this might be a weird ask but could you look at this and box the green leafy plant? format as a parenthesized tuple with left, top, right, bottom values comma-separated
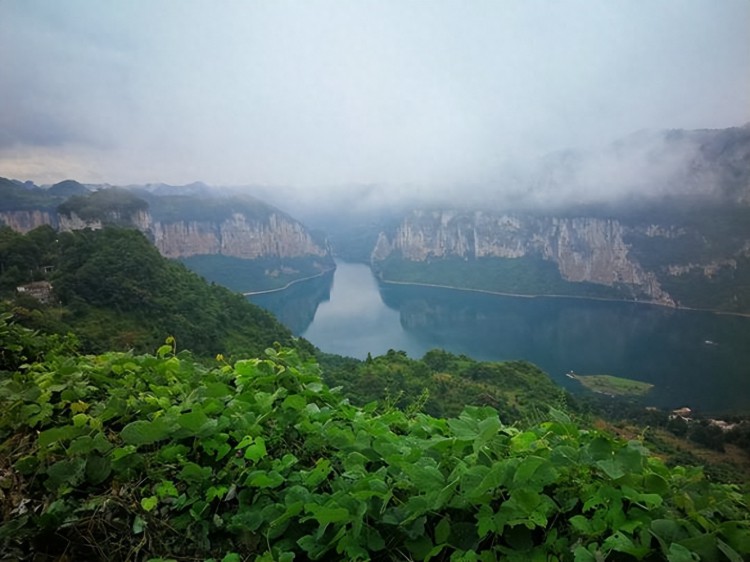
(1, 318, 748, 561)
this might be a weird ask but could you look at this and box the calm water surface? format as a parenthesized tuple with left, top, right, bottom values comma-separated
(250, 260, 750, 414)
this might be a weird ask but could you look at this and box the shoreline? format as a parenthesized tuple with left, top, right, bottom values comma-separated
(376, 277, 750, 318)
(242, 267, 336, 296)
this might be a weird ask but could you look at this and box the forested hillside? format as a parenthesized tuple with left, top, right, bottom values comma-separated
(0, 225, 302, 358)
(319, 349, 569, 422)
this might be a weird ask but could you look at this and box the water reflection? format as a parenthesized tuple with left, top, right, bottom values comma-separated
(382, 284, 750, 414)
(248, 269, 334, 334)
(252, 260, 750, 414)
(298, 262, 427, 358)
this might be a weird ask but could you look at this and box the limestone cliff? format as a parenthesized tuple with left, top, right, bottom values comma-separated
(144, 212, 329, 260)
(1, 183, 332, 278)
(0, 210, 57, 233)
(371, 210, 675, 304)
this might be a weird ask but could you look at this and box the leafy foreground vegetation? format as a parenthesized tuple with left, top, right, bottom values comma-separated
(1, 318, 749, 561)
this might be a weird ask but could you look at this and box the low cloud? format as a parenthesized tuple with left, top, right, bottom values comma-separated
(1, 1, 748, 207)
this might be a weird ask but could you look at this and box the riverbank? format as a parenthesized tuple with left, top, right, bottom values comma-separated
(377, 276, 750, 318)
(242, 267, 336, 296)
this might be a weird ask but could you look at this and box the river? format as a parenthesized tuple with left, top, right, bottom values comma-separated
(250, 260, 750, 414)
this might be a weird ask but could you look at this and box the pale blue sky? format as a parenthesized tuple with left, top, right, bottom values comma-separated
(1, 0, 748, 191)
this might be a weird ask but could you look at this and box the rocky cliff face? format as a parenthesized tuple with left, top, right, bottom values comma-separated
(2, 204, 330, 263)
(0, 210, 57, 233)
(371, 210, 676, 304)
(144, 212, 329, 260)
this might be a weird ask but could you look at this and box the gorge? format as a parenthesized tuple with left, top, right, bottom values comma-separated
(250, 260, 750, 415)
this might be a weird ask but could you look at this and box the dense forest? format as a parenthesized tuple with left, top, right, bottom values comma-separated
(1, 226, 749, 560)
(0, 225, 303, 358)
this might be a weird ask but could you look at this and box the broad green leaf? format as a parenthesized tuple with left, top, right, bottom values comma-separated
(472, 460, 509, 497)
(121, 419, 171, 446)
(69, 435, 96, 455)
(244, 437, 267, 462)
(141, 496, 158, 512)
(651, 519, 686, 545)
(179, 462, 211, 483)
(447, 418, 478, 440)
(14, 455, 39, 475)
(616, 443, 645, 474)
(304, 503, 350, 526)
(298, 534, 330, 558)
(177, 410, 209, 434)
(719, 522, 750, 554)
(85, 454, 111, 485)
(406, 536, 434, 560)
(38, 425, 83, 448)
(273, 453, 299, 473)
(45, 458, 85, 490)
(476, 505, 496, 539)
(717, 538, 744, 562)
(234, 359, 259, 377)
(402, 457, 445, 492)
(435, 516, 451, 545)
(460, 464, 490, 494)
(203, 382, 233, 398)
(573, 545, 597, 562)
(155, 480, 179, 499)
(644, 473, 669, 495)
(667, 543, 699, 562)
(303, 458, 331, 488)
(508, 487, 543, 516)
(603, 531, 646, 557)
(246, 470, 284, 488)
(513, 456, 549, 485)
(474, 414, 502, 451)
(156, 443, 190, 462)
(587, 437, 613, 460)
(282, 394, 306, 411)
(511, 431, 539, 453)
(570, 515, 593, 535)
(596, 458, 625, 480)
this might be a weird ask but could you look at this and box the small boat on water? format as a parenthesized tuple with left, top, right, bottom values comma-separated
(565, 370, 576, 379)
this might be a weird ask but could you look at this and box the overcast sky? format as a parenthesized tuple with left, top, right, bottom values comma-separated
(1, 0, 748, 192)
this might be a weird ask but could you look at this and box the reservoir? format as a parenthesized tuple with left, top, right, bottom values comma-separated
(250, 260, 750, 414)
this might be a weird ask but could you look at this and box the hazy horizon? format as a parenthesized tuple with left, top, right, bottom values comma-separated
(1, 1, 749, 206)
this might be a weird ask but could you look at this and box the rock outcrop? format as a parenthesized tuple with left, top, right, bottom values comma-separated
(145, 212, 329, 260)
(371, 210, 675, 304)
(1, 197, 331, 264)
(0, 210, 57, 233)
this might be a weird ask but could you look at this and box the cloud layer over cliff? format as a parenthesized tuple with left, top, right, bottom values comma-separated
(1, 1, 748, 205)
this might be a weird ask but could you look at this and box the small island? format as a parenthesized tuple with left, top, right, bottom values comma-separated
(567, 372, 654, 397)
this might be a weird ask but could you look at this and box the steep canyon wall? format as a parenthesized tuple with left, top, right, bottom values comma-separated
(370, 210, 724, 305)
(0, 208, 330, 262)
